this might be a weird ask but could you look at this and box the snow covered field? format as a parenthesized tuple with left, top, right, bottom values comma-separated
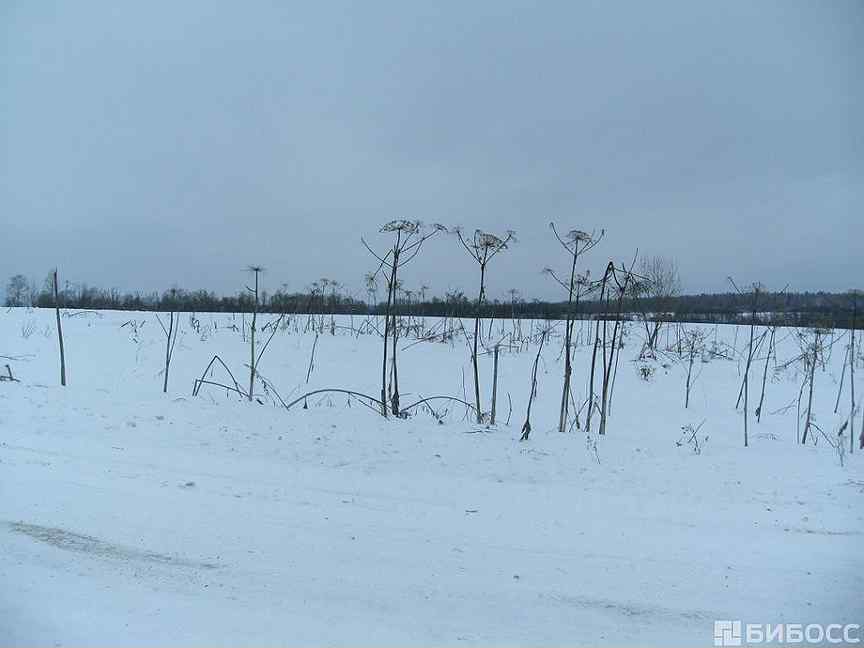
(1, 308, 862, 646)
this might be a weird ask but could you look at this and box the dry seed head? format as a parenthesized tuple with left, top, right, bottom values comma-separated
(566, 229, 592, 243)
(381, 219, 420, 234)
(476, 230, 508, 250)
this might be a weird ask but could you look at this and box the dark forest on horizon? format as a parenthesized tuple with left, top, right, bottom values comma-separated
(5, 273, 861, 330)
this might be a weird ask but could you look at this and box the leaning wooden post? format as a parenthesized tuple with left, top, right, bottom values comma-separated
(53, 269, 66, 386)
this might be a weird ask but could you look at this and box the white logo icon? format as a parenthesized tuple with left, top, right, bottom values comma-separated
(715, 620, 743, 647)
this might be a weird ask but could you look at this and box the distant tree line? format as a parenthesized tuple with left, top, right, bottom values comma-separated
(4, 272, 860, 329)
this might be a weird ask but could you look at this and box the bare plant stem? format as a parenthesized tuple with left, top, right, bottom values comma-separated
(491, 344, 499, 425)
(306, 334, 319, 384)
(850, 296, 857, 453)
(835, 344, 849, 414)
(284, 389, 383, 411)
(756, 326, 775, 422)
(156, 311, 178, 393)
(390, 278, 401, 415)
(801, 331, 820, 444)
(381, 245, 398, 417)
(471, 263, 486, 423)
(53, 269, 66, 387)
(454, 229, 513, 424)
(685, 337, 696, 409)
(586, 273, 609, 433)
(248, 268, 260, 402)
(744, 365, 749, 447)
(520, 329, 547, 441)
(559, 244, 579, 433)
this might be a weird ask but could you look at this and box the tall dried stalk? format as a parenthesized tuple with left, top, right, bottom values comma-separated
(585, 269, 610, 433)
(156, 310, 179, 393)
(683, 329, 705, 409)
(597, 261, 637, 435)
(756, 325, 776, 422)
(455, 228, 514, 424)
(801, 328, 825, 445)
(363, 220, 444, 417)
(545, 224, 602, 433)
(729, 279, 762, 447)
(246, 266, 262, 402)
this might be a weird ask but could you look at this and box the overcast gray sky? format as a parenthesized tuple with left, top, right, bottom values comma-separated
(2, 1, 862, 301)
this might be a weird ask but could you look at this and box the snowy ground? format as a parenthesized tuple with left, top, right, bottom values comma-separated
(1, 308, 862, 646)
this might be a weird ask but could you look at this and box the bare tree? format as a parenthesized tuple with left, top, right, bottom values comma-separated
(5, 274, 28, 307)
(545, 224, 603, 433)
(634, 256, 680, 354)
(363, 220, 444, 417)
(455, 228, 515, 424)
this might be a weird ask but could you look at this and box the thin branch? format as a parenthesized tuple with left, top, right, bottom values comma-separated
(284, 389, 384, 411)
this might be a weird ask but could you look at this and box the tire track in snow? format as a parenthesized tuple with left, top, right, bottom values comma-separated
(4, 521, 220, 570)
